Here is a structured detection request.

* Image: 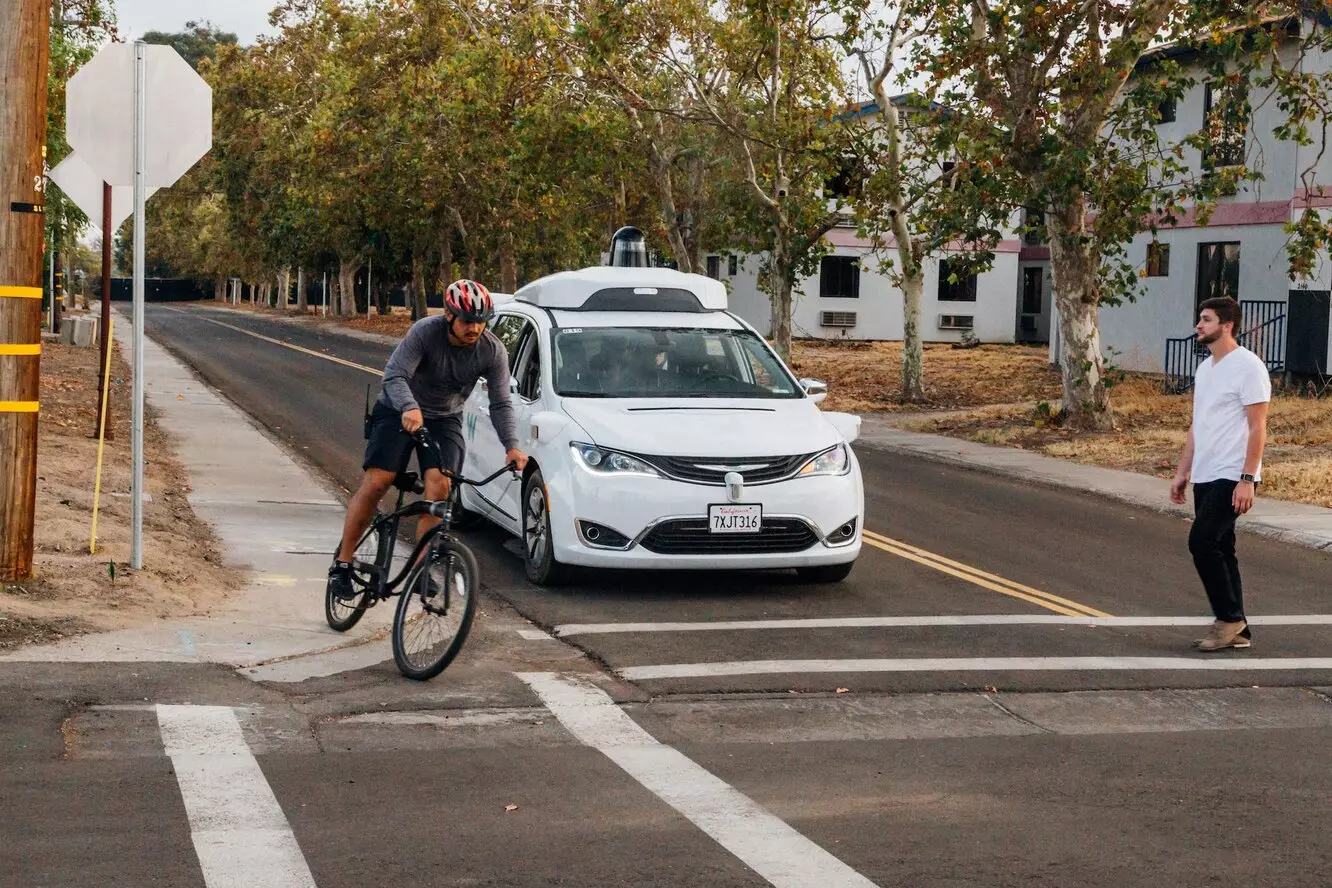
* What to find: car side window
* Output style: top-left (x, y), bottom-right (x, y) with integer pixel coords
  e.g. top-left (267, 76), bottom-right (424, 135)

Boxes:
top-left (490, 314), bottom-right (527, 366)
top-left (513, 326), bottom-right (542, 401)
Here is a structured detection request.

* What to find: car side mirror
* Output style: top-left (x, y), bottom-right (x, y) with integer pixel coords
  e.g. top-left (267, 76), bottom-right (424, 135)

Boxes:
top-left (800, 378), bottom-right (828, 404)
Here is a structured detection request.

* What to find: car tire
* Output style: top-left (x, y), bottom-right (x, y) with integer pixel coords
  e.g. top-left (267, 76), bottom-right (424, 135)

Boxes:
top-left (795, 561), bottom-right (855, 584)
top-left (522, 468), bottom-right (568, 586)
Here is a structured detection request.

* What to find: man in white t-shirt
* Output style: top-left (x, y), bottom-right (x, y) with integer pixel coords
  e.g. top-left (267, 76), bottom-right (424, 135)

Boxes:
top-left (1170, 296), bottom-right (1272, 651)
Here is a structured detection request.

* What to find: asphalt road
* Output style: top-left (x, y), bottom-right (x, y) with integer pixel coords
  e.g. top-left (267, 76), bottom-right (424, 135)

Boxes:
top-left (7, 301), bottom-right (1332, 888)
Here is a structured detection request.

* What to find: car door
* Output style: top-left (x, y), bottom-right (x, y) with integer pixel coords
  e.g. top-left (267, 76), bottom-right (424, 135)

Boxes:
top-left (491, 321), bottom-right (545, 525)
top-left (463, 313), bottom-right (528, 526)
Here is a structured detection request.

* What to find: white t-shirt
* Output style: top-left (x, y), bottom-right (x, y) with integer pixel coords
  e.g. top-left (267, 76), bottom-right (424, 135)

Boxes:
top-left (1191, 345), bottom-right (1271, 483)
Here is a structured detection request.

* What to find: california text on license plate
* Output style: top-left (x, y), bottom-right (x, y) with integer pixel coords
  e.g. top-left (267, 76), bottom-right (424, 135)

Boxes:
top-left (708, 504), bottom-right (762, 533)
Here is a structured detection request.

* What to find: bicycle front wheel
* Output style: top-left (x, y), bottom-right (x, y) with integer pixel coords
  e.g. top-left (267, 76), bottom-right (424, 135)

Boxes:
top-left (391, 537), bottom-right (478, 681)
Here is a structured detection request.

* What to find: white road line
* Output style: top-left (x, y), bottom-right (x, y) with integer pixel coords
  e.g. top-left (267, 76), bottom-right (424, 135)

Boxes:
top-left (518, 672), bottom-right (879, 888)
top-left (156, 705), bottom-right (318, 888)
top-left (553, 614), bottom-right (1332, 636)
top-left (619, 657), bottom-right (1332, 680)
top-left (516, 628), bottom-right (556, 640)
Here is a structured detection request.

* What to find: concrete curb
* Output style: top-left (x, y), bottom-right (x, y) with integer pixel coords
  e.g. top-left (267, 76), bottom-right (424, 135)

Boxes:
top-left (853, 423), bottom-right (1332, 554)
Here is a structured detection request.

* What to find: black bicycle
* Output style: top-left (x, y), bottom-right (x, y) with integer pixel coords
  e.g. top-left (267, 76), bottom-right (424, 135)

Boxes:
top-left (325, 429), bottom-right (517, 681)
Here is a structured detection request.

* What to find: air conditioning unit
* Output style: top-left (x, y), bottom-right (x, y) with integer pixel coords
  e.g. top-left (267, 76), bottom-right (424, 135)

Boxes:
top-left (820, 311), bottom-right (858, 327)
top-left (938, 314), bottom-right (974, 330)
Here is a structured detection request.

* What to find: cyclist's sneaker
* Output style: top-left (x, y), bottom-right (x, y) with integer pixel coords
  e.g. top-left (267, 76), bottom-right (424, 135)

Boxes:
top-left (327, 561), bottom-right (358, 601)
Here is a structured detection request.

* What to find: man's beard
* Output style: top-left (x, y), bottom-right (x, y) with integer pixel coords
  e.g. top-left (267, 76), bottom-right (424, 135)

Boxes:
top-left (1198, 330), bottom-right (1220, 345)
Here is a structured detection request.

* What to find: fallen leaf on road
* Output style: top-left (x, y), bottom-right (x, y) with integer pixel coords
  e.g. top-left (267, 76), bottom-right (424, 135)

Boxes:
top-left (835, 687), bottom-right (850, 694)
top-left (504, 804), bottom-right (519, 812)
top-left (984, 685), bottom-right (999, 694)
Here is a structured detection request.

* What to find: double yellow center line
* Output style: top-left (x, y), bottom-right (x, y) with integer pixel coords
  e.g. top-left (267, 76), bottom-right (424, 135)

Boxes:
top-left (862, 529), bottom-right (1110, 617)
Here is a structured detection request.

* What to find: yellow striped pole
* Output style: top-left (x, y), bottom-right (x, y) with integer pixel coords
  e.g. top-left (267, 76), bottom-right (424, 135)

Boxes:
top-left (90, 318), bottom-right (114, 554)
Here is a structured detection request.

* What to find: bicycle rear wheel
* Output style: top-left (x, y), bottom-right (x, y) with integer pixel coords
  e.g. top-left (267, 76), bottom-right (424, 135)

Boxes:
top-left (391, 537), bottom-right (478, 681)
top-left (325, 523), bottom-right (381, 632)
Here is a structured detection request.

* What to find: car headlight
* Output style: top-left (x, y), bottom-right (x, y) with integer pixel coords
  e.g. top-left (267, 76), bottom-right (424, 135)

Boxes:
top-left (798, 444), bottom-right (850, 477)
top-left (571, 443), bottom-right (662, 477)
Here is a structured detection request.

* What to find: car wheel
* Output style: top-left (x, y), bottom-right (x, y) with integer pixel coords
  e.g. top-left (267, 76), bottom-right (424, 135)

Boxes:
top-left (522, 468), bottom-right (567, 585)
top-left (795, 561), bottom-right (855, 584)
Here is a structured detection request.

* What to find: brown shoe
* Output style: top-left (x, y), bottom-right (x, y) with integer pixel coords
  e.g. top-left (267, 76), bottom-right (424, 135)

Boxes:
top-left (1195, 620), bottom-right (1251, 652)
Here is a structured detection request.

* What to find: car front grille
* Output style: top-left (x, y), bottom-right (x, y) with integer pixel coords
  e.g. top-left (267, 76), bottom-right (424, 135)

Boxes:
top-left (641, 453), bottom-right (815, 485)
top-left (638, 518), bottom-right (820, 555)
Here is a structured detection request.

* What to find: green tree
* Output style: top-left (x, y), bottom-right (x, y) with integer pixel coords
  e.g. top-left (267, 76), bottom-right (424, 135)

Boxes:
top-left (141, 20), bottom-right (240, 68)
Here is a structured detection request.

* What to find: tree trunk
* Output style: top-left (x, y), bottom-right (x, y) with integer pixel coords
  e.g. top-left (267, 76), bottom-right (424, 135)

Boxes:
top-left (374, 279), bottom-right (391, 315)
top-left (411, 251), bottom-right (428, 321)
top-left (450, 208), bottom-right (476, 279)
top-left (296, 267), bottom-right (307, 312)
top-left (337, 259), bottom-right (361, 317)
top-left (437, 226), bottom-right (453, 291)
top-left (498, 229), bottom-right (518, 294)
top-left (213, 278), bottom-right (226, 302)
top-left (769, 235), bottom-right (793, 361)
top-left (1047, 200), bottom-right (1113, 431)
top-left (900, 270), bottom-right (926, 402)
top-left (279, 268), bottom-right (291, 310)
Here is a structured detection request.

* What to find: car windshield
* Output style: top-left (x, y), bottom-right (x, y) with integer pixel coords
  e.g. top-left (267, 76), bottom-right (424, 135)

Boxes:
top-left (553, 327), bottom-right (802, 399)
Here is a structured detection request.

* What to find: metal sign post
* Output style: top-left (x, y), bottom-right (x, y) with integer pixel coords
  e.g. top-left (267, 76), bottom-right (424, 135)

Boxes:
top-left (131, 41), bottom-right (147, 568)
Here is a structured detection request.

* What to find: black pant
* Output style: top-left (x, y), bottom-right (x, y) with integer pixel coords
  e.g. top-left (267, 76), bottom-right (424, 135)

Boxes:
top-left (1189, 479), bottom-right (1248, 627)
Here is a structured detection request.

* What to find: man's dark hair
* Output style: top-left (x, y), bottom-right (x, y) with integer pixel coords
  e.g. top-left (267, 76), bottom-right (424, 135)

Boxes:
top-left (1199, 296), bottom-right (1242, 331)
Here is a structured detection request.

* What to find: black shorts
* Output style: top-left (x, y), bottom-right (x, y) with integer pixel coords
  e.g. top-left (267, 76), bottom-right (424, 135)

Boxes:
top-left (363, 402), bottom-right (465, 476)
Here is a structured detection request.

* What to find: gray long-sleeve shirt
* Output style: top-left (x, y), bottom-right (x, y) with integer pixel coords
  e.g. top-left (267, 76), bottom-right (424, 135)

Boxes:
top-left (379, 316), bottom-right (519, 450)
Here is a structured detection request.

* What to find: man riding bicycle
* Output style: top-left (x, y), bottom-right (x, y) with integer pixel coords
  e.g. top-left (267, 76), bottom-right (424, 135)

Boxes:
top-left (328, 279), bottom-right (528, 601)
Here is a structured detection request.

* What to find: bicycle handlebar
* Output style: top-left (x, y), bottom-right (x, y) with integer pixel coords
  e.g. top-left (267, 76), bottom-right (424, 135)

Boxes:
top-left (411, 427), bottom-right (520, 490)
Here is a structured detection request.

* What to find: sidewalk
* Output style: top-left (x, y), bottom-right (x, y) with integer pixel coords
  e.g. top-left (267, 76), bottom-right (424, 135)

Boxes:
top-left (856, 416), bottom-right (1332, 553)
top-left (0, 309), bottom-right (397, 674)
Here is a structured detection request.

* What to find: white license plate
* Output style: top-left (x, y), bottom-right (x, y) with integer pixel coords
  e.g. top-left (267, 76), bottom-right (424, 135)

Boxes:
top-left (708, 504), bottom-right (762, 533)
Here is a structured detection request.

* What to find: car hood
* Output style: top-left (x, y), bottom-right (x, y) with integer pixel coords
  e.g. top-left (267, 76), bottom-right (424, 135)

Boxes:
top-left (560, 398), bottom-right (844, 457)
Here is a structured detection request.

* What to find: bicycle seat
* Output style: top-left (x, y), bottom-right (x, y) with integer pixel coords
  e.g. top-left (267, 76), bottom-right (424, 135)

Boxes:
top-left (395, 471), bottom-right (426, 494)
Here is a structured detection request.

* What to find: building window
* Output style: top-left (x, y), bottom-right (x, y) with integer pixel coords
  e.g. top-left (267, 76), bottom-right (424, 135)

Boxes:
top-left (1146, 241), bottom-right (1171, 277)
top-left (1196, 242), bottom-right (1240, 307)
top-left (819, 256), bottom-right (860, 298)
top-left (1021, 268), bottom-right (1043, 314)
top-left (825, 156), bottom-right (862, 200)
top-left (1022, 209), bottom-right (1046, 246)
top-left (728, 255), bottom-right (738, 276)
top-left (1203, 81), bottom-right (1248, 169)
top-left (1157, 97), bottom-right (1177, 124)
top-left (938, 259), bottom-right (977, 302)
top-left (706, 255), bottom-right (721, 280)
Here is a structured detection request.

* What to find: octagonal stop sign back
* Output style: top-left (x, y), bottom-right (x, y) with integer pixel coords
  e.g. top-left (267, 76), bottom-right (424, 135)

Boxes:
top-left (66, 43), bottom-right (213, 189)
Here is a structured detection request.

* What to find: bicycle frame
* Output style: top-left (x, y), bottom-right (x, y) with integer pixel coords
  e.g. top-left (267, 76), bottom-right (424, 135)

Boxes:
top-left (352, 429), bottom-right (516, 602)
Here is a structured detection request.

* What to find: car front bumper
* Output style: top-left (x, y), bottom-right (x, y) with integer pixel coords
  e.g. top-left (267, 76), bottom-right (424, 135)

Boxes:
top-left (545, 454), bottom-right (864, 570)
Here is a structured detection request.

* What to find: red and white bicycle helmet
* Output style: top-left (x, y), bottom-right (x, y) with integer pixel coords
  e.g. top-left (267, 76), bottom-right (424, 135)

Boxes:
top-left (443, 279), bottom-right (495, 323)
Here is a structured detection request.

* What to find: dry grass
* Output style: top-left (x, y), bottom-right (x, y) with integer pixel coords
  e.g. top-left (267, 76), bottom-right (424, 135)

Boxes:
top-left (793, 340), bottom-right (1064, 413)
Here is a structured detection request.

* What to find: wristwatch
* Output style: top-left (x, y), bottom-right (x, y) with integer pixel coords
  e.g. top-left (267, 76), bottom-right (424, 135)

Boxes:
top-left (1240, 473), bottom-right (1257, 483)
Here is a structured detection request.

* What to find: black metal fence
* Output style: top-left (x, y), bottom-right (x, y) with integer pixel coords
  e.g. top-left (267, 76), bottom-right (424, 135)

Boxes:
top-left (1161, 300), bottom-right (1286, 393)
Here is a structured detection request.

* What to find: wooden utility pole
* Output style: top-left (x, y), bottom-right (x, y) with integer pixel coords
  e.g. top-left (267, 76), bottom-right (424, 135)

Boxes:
top-left (0, 0), bottom-right (52, 581)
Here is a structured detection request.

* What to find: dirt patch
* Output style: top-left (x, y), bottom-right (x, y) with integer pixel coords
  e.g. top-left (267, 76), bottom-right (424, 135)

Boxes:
top-left (0, 328), bottom-right (243, 651)
top-left (907, 374), bottom-right (1332, 509)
